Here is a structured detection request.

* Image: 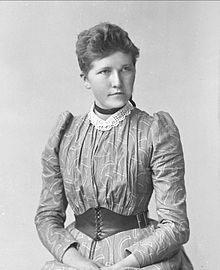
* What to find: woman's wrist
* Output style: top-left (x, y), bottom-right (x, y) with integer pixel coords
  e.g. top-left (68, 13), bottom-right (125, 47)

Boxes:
top-left (63, 247), bottom-right (103, 269)
top-left (62, 246), bottom-right (82, 266)
top-left (114, 253), bottom-right (140, 268)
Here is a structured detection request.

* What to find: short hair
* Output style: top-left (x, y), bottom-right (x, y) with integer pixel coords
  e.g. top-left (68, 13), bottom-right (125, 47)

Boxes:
top-left (75, 22), bottom-right (140, 75)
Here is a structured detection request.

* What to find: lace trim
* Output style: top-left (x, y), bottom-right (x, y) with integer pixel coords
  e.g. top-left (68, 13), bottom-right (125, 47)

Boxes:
top-left (88, 102), bottom-right (134, 131)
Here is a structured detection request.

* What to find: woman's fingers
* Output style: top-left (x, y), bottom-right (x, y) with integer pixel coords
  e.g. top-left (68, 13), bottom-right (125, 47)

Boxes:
top-left (96, 261), bottom-right (105, 267)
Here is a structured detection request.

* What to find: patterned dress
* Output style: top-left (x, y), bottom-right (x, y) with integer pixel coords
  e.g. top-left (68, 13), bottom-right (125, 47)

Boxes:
top-left (35, 102), bottom-right (193, 269)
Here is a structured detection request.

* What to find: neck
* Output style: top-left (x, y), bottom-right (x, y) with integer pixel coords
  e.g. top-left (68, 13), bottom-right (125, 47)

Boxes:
top-left (94, 111), bottom-right (111, 120)
top-left (94, 103), bottom-right (124, 116)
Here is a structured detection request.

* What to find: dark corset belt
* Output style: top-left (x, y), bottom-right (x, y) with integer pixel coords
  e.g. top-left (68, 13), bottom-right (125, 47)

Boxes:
top-left (75, 207), bottom-right (149, 241)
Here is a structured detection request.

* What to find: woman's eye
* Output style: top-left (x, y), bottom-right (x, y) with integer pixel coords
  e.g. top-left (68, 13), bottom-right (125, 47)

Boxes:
top-left (122, 66), bottom-right (132, 72)
top-left (99, 70), bottom-right (110, 75)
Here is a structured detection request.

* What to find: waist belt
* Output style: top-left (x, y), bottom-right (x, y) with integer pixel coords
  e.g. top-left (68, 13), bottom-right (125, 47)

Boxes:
top-left (75, 207), bottom-right (148, 241)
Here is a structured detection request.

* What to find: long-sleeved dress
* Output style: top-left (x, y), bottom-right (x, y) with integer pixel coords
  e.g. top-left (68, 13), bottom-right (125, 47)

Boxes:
top-left (35, 102), bottom-right (193, 269)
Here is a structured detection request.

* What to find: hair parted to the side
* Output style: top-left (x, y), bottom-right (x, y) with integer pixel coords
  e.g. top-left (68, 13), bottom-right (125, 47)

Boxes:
top-left (75, 22), bottom-right (140, 75)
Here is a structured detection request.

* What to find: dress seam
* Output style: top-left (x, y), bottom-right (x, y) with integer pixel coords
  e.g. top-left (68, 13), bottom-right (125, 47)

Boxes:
top-left (89, 240), bottom-right (97, 260)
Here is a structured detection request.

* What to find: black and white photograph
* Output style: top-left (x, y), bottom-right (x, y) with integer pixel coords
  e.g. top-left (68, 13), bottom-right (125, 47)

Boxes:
top-left (0, 1), bottom-right (219, 270)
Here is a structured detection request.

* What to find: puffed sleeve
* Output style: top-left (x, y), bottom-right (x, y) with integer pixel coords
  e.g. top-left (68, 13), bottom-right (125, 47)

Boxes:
top-left (127, 112), bottom-right (190, 267)
top-left (35, 111), bottom-right (78, 262)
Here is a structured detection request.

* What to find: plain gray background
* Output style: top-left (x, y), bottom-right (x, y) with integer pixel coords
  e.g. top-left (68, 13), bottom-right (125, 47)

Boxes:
top-left (0, 1), bottom-right (220, 269)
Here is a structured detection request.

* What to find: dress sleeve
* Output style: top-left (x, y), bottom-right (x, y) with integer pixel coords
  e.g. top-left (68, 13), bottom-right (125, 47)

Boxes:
top-left (127, 112), bottom-right (190, 267)
top-left (35, 111), bottom-right (77, 262)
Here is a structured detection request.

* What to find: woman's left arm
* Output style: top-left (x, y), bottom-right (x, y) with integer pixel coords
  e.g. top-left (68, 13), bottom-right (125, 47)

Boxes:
top-left (124, 112), bottom-right (190, 268)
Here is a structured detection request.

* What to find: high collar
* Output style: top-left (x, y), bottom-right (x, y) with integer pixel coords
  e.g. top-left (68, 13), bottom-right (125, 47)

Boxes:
top-left (88, 102), bottom-right (134, 131)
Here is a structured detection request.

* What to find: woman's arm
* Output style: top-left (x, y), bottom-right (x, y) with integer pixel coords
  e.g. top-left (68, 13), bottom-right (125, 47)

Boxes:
top-left (124, 112), bottom-right (190, 268)
top-left (35, 112), bottom-right (79, 262)
top-left (101, 254), bottom-right (139, 269)
top-left (63, 247), bottom-right (103, 269)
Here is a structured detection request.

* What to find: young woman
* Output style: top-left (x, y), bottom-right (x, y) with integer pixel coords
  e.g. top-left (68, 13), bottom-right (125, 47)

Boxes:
top-left (35, 22), bottom-right (193, 270)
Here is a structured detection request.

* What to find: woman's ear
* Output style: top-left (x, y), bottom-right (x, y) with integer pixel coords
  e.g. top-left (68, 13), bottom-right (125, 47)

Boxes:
top-left (80, 73), bottom-right (91, 89)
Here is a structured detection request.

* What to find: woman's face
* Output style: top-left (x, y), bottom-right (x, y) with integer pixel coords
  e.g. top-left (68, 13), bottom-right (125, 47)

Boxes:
top-left (84, 51), bottom-right (136, 109)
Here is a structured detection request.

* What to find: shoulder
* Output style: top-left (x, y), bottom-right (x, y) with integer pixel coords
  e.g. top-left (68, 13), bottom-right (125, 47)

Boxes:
top-left (42, 110), bottom-right (88, 156)
top-left (42, 111), bottom-right (73, 153)
top-left (49, 111), bottom-right (74, 137)
top-left (147, 111), bottom-right (182, 150)
top-left (151, 111), bottom-right (180, 136)
top-left (131, 107), bottom-right (154, 127)
top-left (50, 110), bottom-right (89, 135)
top-left (131, 107), bottom-right (178, 129)
top-left (153, 111), bottom-right (178, 126)
top-left (132, 108), bottom-right (181, 141)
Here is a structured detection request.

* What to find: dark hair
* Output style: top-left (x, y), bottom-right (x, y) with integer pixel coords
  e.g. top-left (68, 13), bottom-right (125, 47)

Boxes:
top-left (76, 22), bottom-right (140, 75)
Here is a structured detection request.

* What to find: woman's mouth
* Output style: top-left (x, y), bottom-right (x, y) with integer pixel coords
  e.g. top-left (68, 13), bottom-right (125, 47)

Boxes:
top-left (109, 92), bottom-right (124, 96)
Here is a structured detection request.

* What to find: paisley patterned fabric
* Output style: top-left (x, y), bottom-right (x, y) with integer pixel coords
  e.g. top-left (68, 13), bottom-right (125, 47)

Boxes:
top-left (35, 104), bottom-right (193, 269)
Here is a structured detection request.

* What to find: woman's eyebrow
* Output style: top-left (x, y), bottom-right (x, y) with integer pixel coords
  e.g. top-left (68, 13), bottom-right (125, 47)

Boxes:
top-left (98, 66), bottom-right (112, 70)
top-left (96, 66), bottom-right (112, 72)
top-left (98, 63), bottom-right (132, 69)
top-left (122, 63), bottom-right (133, 67)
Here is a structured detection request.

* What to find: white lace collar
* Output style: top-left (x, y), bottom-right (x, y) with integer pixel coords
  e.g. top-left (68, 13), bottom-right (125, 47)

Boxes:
top-left (88, 102), bottom-right (134, 131)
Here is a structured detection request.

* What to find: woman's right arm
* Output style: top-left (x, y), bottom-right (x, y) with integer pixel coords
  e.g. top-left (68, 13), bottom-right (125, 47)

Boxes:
top-left (35, 112), bottom-right (102, 269)
top-left (63, 247), bottom-right (103, 269)
top-left (35, 112), bottom-right (78, 263)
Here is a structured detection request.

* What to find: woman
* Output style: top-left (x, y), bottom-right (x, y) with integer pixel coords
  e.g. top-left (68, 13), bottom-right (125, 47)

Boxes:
top-left (35, 22), bottom-right (193, 269)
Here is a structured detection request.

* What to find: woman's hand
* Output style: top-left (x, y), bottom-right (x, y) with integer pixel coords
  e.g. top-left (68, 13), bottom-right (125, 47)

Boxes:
top-left (74, 259), bottom-right (102, 270)
top-left (63, 247), bottom-right (103, 269)
top-left (101, 266), bottom-right (121, 270)
top-left (100, 253), bottom-right (140, 269)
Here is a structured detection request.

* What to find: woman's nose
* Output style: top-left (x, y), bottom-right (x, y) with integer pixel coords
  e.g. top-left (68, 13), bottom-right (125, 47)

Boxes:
top-left (111, 71), bottom-right (122, 88)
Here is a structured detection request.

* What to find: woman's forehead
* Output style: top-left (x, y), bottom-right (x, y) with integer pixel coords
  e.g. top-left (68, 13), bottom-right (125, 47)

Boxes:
top-left (90, 51), bottom-right (133, 70)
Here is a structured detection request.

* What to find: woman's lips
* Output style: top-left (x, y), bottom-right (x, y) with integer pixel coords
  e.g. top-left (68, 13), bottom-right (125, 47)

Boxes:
top-left (109, 92), bottom-right (124, 96)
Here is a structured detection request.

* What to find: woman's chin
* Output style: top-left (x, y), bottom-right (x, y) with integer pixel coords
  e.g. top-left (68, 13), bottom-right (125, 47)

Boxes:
top-left (110, 101), bottom-right (127, 109)
top-left (108, 97), bottom-right (128, 108)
